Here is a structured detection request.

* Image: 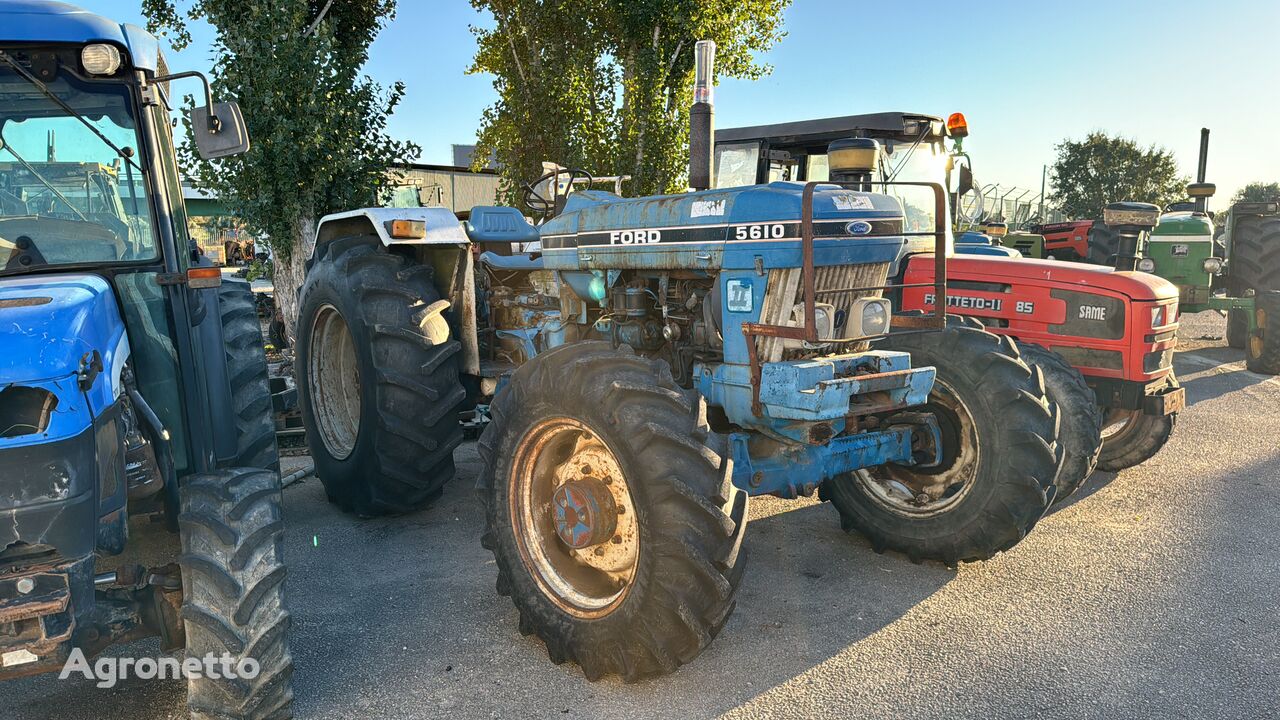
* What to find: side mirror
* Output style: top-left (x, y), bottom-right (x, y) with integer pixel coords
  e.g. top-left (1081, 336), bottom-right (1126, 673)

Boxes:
top-left (191, 101), bottom-right (250, 159)
top-left (956, 165), bottom-right (975, 196)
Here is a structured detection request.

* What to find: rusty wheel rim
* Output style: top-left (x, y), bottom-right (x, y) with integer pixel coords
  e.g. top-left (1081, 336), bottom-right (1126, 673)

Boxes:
top-left (309, 304), bottom-right (361, 460)
top-left (510, 417), bottom-right (638, 618)
top-left (853, 378), bottom-right (980, 518)
top-left (1100, 408), bottom-right (1138, 442)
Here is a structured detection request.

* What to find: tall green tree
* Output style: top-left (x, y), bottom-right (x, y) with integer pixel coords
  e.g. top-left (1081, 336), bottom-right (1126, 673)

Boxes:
top-left (469, 0), bottom-right (790, 200)
top-left (143, 0), bottom-right (417, 339)
top-left (1049, 132), bottom-right (1188, 219)
top-left (1230, 181), bottom-right (1280, 204)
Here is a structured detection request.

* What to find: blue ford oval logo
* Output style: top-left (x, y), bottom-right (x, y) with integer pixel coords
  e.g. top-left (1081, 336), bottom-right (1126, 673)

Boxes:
top-left (846, 220), bottom-right (873, 236)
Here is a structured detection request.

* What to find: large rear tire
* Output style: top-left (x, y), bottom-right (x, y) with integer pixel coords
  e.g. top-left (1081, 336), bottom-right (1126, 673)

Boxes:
top-left (296, 237), bottom-right (466, 516)
top-left (478, 342), bottom-right (747, 681)
top-left (1245, 291), bottom-right (1280, 375)
top-left (1096, 378), bottom-right (1179, 471)
top-left (180, 468), bottom-right (292, 720)
top-left (218, 279), bottom-right (280, 475)
top-left (1228, 214), bottom-right (1280, 294)
top-left (1087, 220), bottom-right (1119, 266)
top-left (824, 326), bottom-right (1059, 565)
top-left (1019, 344), bottom-right (1102, 503)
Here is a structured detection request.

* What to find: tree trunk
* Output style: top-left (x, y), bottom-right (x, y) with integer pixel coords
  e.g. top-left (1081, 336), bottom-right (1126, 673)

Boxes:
top-left (271, 214), bottom-right (316, 347)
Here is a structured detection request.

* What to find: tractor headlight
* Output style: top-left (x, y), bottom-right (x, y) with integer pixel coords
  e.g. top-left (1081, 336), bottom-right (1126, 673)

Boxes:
top-left (1137, 257), bottom-right (1156, 273)
top-left (1202, 257), bottom-right (1225, 274)
top-left (81, 44), bottom-right (122, 75)
top-left (850, 297), bottom-right (892, 338)
top-left (1151, 304), bottom-right (1166, 327)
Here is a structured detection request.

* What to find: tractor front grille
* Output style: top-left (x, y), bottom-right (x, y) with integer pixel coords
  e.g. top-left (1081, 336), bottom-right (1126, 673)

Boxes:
top-left (756, 262), bottom-right (892, 363)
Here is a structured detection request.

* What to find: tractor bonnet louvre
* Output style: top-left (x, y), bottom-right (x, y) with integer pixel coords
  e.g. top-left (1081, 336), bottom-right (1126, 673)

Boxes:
top-left (756, 262), bottom-right (891, 363)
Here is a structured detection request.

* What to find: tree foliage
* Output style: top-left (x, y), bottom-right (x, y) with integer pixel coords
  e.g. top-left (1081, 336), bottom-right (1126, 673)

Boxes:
top-left (1230, 181), bottom-right (1280, 204)
top-left (1049, 132), bottom-right (1188, 219)
top-left (142, 0), bottom-right (417, 336)
top-left (469, 0), bottom-right (790, 201)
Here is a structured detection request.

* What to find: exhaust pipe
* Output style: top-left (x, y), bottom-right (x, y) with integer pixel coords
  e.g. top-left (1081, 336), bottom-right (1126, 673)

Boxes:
top-left (1194, 128), bottom-right (1209, 214)
top-left (688, 40), bottom-right (716, 192)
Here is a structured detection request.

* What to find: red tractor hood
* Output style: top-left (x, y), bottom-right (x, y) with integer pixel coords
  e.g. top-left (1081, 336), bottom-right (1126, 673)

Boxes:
top-left (929, 256), bottom-right (1179, 302)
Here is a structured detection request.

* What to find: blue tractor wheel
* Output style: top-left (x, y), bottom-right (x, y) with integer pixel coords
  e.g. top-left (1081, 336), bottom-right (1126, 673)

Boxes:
top-left (478, 342), bottom-right (747, 681)
top-left (822, 325), bottom-right (1059, 565)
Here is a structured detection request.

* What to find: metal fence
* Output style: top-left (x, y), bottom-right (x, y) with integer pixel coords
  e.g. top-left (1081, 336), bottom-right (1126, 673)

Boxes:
top-left (959, 184), bottom-right (1067, 228)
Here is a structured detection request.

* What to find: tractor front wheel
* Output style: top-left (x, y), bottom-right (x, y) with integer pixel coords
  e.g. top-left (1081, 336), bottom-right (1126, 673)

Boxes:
top-left (1227, 309), bottom-right (1249, 349)
top-left (1245, 291), bottom-right (1280, 375)
top-left (1018, 344), bottom-right (1103, 503)
top-left (296, 237), bottom-right (466, 516)
top-left (824, 326), bottom-right (1059, 565)
top-left (1095, 381), bottom-right (1179, 472)
top-left (180, 468), bottom-right (292, 720)
top-left (478, 342), bottom-right (747, 681)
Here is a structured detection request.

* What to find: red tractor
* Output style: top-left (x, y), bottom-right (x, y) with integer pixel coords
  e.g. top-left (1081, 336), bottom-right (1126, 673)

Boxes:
top-left (1028, 219), bottom-right (1095, 261)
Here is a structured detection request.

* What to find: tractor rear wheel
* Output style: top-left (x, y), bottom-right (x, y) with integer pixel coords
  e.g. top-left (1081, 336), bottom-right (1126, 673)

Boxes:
top-left (180, 468), bottom-right (292, 720)
top-left (1227, 309), bottom-right (1250, 349)
top-left (1095, 379), bottom-right (1179, 471)
top-left (824, 326), bottom-right (1059, 565)
top-left (297, 237), bottom-right (465, 516)
top-left (218, 279), bottom-right (280, 475)
top-left (478, 342), bottom-right (747, 681)
top-left (1228, 214), bottom-right (1280, 294)
top-left (1245, 291), bottom-right (1280, 375)
top-left (1087, 221), bottom-right (1119, 266)
top-left (1019, 344), bottom-right (1103, 503)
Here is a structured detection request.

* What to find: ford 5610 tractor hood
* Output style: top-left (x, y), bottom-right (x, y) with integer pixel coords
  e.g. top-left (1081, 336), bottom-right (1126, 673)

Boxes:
top-left (0, 274), bottom-right (129, 399)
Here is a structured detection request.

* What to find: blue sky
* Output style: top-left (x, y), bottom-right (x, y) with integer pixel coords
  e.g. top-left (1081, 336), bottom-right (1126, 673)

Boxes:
top-left (77, 0), bottom-right (1280, 204)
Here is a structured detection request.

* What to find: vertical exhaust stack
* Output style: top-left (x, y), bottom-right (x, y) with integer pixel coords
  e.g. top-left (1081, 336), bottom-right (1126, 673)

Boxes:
top-left (689, 40), bottom-right (716, 192)
top-left (1195, 128), bottom-right (1210, 214)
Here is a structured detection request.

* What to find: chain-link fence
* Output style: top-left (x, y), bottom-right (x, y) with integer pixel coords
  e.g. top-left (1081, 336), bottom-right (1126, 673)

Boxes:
top-left (959, 185), bottom-right (1067, 228)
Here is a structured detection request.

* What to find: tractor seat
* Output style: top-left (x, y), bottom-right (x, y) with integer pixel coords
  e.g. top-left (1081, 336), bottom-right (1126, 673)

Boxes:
top-left (465, 206), bottom-right (539, 245)
top-left (479, 251), bottom-right (542, 271)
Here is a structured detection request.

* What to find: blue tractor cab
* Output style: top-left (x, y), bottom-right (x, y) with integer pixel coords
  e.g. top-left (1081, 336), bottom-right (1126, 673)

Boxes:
top-left (0, 3), bottom-right (291, 716)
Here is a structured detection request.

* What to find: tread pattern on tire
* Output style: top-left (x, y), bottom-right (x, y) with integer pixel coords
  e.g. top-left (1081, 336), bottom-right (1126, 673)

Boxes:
top-left (1245, 290), bottom-right (1280, 375)
top-left (1095, 379), bottom-right (1178, 472)
top-left (1228, 215), bottom-right (1280, 295)
top-left (1018, 344), bottom-right (1103, 503)
top-left (180, 468), bottom-right (292, 720)
top-left (477, 342), bottom-right (747, 682)
top-left (1087, 220), bottom-right (1119, 266)
top-left (824, 325), bottom-right (1059, 565)
top-left (218, 280), bottom-right (281, 476)
top-left (297, 237), bottom-right (465, 516)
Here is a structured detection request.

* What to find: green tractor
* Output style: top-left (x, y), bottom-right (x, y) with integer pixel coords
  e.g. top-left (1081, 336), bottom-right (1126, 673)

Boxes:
top-left (1128, 130), bottom-right (1279, 374)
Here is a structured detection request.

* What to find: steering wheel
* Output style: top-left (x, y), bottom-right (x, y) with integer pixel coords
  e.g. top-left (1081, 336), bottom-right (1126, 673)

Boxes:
top-left (522, 168), bottom-right (594, 217)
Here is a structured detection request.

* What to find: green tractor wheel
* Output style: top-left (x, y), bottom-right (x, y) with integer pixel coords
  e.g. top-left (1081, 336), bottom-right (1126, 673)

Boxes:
top-left (1227, 309), bottom-right (1250, 349)
top-left (1228, 214), bottom-right (1280, 295)
top-left (1245, 291), bottom-right (1280, 375)
top-left (1087, 221), bottom-right (1119, 265)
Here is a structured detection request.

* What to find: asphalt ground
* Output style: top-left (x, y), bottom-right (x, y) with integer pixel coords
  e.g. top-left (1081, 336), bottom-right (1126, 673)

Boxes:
top-left (6, 309), bottom-right (1279, 719)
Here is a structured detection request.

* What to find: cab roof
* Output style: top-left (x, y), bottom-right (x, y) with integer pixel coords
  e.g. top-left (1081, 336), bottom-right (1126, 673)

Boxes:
top-left (0, 1), bottom-right (159, 73)
top-left (716, 112), bottom-right (947, 148)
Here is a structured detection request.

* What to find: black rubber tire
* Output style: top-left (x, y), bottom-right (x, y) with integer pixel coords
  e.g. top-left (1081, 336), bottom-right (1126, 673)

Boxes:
top-left (477, 342), bottom-right (748, 681)
top-left (297, 237), bottom-right (466, 516)
top-left (1087, 220), bottom-right (1119, 266)
top-left (1227, 214), bottom-right (1280, 294)
top-left (180, 468), bottom-right (292, 720)
top-left (218, 279), bottom-right (280, 476)
top-left (1095, 378), bottom-right (1179, 472)
top-left (1018, 344), bottom-right (1103, 503)
top-left (1227, 308), bottom-right (1250, 349)
top-left (824, 326), bottom-right (1059, 565)
top-left (1245, 291), bottom-right (1280, 375)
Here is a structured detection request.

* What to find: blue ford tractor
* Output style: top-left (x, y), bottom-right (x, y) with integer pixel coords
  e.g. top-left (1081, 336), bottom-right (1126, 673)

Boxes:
top-left (296, 42), bottom-right (1058, 680)
top-left (0, 3), bottom-right (291, 717)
